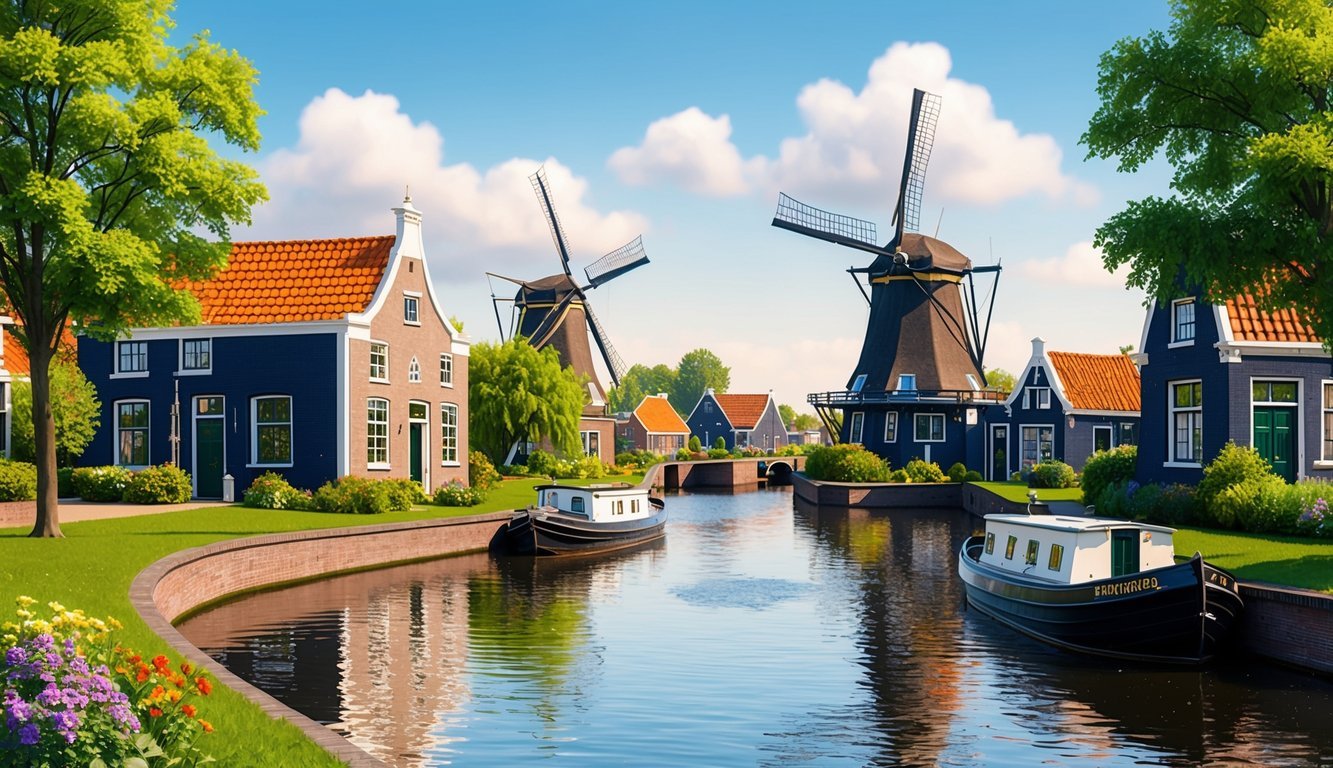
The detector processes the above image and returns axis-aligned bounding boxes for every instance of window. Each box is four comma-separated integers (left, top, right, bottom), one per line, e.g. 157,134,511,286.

571,496,585,515
965,373,980,391
367,398,389,466
441,403,458,464
1025,540,1040,566
896,374,917,392
181,339,211,372
1004,535,1017,560
1172,298,1196,344
115,401,149,466
736,430,750,447
884,412,898,442
849,412,865,444
253,396,292,465
1170,380,1203,464
116,341,148,375
408,356,421,383
1020,425,1054,471
440,353,453,386
1048,543,1065,572
196,396,223,416
370,343,389,382
1119,422,1138,447
1253,380,1298,403
851,374,868,392
704,401,713,414
1024,387,1051,409
1093,425,1112,453
984,532,995,555
914,413,944,442
1324,382,1333,462
404,294,420,324
581,430,599,457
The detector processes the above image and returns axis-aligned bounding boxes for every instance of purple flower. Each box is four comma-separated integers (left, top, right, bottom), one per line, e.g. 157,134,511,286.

4,647,26,667
31,635,53,653
18,722,38,746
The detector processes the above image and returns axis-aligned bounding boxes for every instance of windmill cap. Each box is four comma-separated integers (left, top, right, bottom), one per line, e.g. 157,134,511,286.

894,232,971,274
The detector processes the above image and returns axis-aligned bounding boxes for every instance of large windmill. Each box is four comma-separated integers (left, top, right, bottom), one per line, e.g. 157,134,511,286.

489,167,648,455
771,88,1001,461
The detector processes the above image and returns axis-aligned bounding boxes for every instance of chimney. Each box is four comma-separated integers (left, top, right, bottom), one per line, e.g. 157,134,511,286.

391,191,424,261
656,392,669,398
1030,337,1046,356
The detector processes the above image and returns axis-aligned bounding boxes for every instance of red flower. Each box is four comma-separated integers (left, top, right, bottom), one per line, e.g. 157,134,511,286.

149,708,163,718
180,662,193,676
199,719,214,733
181,704,196,718
152,655,170,672
136,665,150,683
195,677,212,696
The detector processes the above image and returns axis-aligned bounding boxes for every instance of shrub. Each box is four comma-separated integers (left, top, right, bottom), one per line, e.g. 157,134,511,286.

1029,460,1076,489
904,458,947,483
688,436,702,452
71,465,130,502
1150,484,1198,526
963,470,983,482
500,464,530,476
946,462,968,483
804,444,891,483
1095,480,1132,519
713,436,726,450
312,476,392,514
434,480,486,507
675,448,691,461
56,466,76,498
1210,477,1279,529
1198,442,1277,514
1244,477,1312,534
706,447,731,460
1297,497,1333,537
469,450,501,490
1126,482,1163,521
615,451,636,467
1009,471,1024,482
381,478,426,511
564,455,606,479
1080,445,1137,505
887,468,910,483
0,460,37,501
526,449,558,477
243,471,311,510
123,464,192,504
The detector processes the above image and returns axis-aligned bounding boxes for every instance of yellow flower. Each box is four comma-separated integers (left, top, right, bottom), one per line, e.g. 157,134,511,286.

15,596,35,608
47,601,65,614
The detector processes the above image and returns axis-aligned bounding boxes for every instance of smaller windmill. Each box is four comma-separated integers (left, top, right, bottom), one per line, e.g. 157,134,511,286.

489,166,649,413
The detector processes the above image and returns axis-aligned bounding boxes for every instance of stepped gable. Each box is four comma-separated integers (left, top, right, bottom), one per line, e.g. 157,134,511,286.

635,395,687,433
179,236,396,325
714,393,770,429
1226,293,1320,343
1047,351,1140,413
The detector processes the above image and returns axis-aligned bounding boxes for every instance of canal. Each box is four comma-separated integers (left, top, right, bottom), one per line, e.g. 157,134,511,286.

178,488,1333,766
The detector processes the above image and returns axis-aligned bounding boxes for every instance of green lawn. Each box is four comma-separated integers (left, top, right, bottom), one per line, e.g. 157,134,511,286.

0,473,640,767
969,481,1086,504
1174,527,1333,593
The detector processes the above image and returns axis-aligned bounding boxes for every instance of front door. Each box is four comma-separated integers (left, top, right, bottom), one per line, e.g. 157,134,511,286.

408,401,428,490
1254,406,1296,482
1111,530,1139,577
990,425,1008,481
193,396,224,499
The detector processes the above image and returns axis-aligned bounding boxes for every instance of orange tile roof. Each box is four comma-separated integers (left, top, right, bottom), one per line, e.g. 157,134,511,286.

3,325,77,376
1047,351,1140,413
635,395,688,434
1226,293,1320,343
178,236,395,325
713,393,772,429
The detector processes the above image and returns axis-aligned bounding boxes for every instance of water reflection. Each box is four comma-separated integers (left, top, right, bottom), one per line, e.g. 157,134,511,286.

178,490,1333,767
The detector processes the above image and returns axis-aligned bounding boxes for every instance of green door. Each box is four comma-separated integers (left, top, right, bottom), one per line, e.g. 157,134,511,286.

1254,407,1297,482
195,420,224,499
1111,530,1139,577
409,423,423,485
990,426,1007,481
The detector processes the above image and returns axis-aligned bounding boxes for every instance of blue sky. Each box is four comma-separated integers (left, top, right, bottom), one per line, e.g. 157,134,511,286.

171,1,1176,411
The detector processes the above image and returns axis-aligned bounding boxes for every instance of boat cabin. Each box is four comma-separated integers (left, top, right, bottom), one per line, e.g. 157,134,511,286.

977,515,1176,585
536,483,655,523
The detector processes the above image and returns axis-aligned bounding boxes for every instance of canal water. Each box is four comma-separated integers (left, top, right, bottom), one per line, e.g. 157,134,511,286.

178,488,1333,767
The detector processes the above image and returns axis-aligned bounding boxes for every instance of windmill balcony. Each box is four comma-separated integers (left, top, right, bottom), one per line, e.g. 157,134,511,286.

807,388,1006,407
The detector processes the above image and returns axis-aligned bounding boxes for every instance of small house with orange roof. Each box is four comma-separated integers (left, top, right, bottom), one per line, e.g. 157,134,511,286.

1134,291,1331,484
621,393,689,455
77,197,469,498
685,389,786,452
989,338,1141,479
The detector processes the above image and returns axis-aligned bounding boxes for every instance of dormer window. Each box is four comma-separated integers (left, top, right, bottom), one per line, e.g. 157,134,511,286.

404,293,420,325
851,374,867,392
1023,387,1051,409
896,374,917,392
964,373,980,391
1171,298,1196,344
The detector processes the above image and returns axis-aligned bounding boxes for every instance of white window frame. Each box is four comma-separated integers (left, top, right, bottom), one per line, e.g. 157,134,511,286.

114,399,150,468
367,397,390,469
250,395,293,468
113,341,149,379
1024,387,1051,409
403,292,421,325
896,374,917,392
1169,297,1196,347
369,341,389,383
848,411,865,444
178,338,212,376
914,413,945,443
441,403,459,465
1092,424,1113,453
883,411,898,443
408,356,421,383
581,429,600,457
440,353,453,387
1167,379,1203,467
1020,424,1055,471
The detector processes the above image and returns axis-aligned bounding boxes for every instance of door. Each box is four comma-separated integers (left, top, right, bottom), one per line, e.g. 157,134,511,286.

1254,407,1296,482
990,425,1008,481
193,396,224,499
1111,530,1139,577
409,423,424,485
408,401,428,490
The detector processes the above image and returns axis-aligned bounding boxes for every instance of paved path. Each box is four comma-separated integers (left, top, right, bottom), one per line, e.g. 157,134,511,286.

57,499,234,523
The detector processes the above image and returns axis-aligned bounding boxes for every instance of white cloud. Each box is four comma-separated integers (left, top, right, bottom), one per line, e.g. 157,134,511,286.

246,88,649,281
1015,241,1129,288
608,108,757,197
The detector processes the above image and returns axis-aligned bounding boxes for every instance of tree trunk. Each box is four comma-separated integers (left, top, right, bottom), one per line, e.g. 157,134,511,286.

28,340,61,538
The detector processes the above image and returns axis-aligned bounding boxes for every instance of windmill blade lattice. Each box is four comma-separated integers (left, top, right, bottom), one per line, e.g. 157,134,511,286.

584,235,649,288
891,89,941,240
772,192,882,253
583,301,628,385
530,167,573,275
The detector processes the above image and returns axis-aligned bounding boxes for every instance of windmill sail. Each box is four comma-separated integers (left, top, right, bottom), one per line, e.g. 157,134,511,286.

584,235,649,288
530,167,573,276
772,193,886,256
583,301,628,385
889,89,941,248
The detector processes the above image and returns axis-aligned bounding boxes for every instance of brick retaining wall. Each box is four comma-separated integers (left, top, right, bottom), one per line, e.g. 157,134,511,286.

0,501,34,528
792,472,962,508
1236,582,1333,675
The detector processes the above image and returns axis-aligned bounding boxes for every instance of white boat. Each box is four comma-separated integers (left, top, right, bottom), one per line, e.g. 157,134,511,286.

494,482,667,556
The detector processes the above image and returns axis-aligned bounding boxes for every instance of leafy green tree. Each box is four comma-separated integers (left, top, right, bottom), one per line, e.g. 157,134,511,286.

984,367,1016,393
11,357,99,467
0,2,266,536
671,348,730,414
790,412,821,432
778,403,796,428
607,363,677,413
469,338,585,466
1083,0,1333,343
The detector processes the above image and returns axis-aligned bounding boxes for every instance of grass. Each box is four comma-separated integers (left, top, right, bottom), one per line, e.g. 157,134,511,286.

1173,527,1333,593
0,472,641,767
969,481,1085,503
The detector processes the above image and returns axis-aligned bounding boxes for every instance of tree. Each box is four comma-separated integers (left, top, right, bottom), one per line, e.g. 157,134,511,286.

0,3,266,536
11,357,99,467
790,412,821,432
607,363,677,413
1119,344,1135,356
671,348,730,413
1083,0,1333,347
984,368,1016,393
469,338,585,466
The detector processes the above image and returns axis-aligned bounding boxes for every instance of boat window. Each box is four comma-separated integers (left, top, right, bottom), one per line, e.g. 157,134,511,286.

1004,535,1017,560
571,496,585,515
1048,543,1064,571
631,499,639,514
616,500,624,515
984,532,995,555
1025,540,1040,566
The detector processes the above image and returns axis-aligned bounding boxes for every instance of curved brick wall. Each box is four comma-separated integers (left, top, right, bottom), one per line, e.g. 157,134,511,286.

131,512,510,768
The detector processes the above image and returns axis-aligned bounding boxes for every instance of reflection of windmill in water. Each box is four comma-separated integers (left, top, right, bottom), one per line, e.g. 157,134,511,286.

772,88,1002,469
489,167,649,463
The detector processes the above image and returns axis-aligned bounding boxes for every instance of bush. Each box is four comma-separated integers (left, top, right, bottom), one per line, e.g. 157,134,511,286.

123,464,193,504
706,447,731,460
434,480,486,507
1198,442,1277,516
1243,477,1317,534
1009,471,1024,482
71,465,130,502
1297,496,1333,537
312,476,392,514
803,444,891,483
713,436,726,450
615,451,636,467
381,478,426,511
500,463,530,476
469,450,501,490
1029,460,1076,489
963,470,983,482
1210,476,1284,529
566,455,607,479
1152,484,1198,526
1126,481,1163,522
888,468,910,483
56,466,76,498
1080,445,1137,505
675,448,691,461
946,462,968,483
243,471,311,510
526,448,558,477
904,458,947,483
688,436,702,452
0,460,37,501
1095,480,1132,519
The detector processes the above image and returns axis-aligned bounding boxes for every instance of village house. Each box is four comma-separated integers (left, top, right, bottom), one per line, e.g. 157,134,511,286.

78,197,470,498
620,393,689,455
685,390,786,451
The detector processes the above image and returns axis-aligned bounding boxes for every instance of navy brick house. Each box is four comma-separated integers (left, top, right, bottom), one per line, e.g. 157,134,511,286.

685,390,787,451
1135,291,1333,484
79,197,471,498
988,338,1141,480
